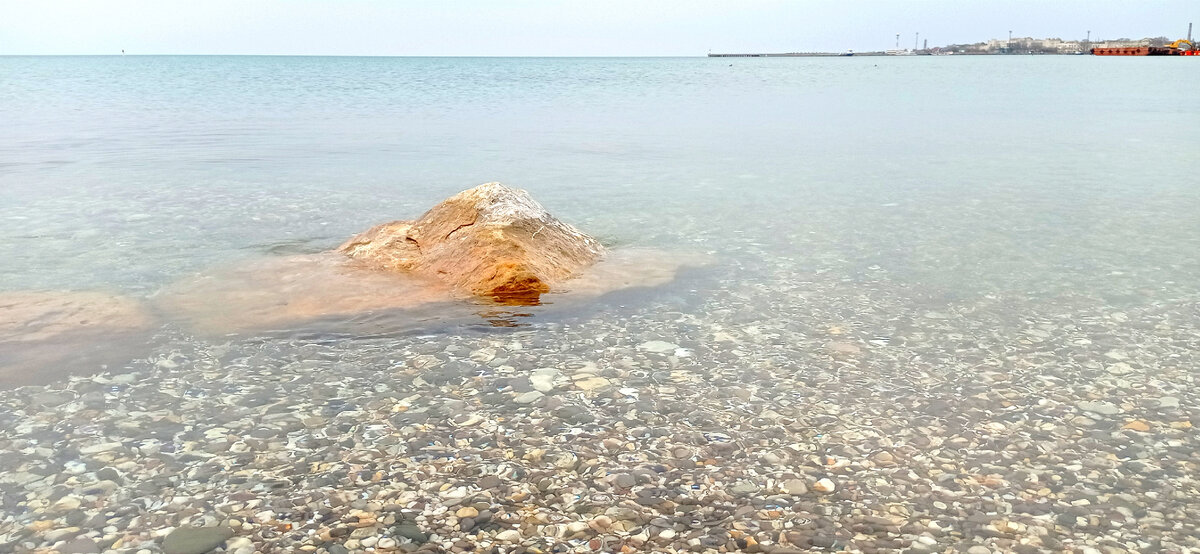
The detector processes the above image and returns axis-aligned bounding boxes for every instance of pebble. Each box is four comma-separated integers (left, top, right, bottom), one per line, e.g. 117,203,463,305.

529,369,560,392
782,479,807,495
2,260,1197,554
573,375,610,391
1077,400,1120,415
825,341,862,355
513,390,544,404
495,529,522,542
455,506,478,518
813,478,837,494
589,515,613,531
44,527,81,543
51,496,82,512
1122,420,1151,432
78,442,122,454
161,526,234,554
58,538,101,554
637,340,678,354
731,482,759,494
871,451,896,466
392,522,427,543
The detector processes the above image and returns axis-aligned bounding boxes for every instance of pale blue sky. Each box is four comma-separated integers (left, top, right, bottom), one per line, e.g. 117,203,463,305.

2,1,1195,55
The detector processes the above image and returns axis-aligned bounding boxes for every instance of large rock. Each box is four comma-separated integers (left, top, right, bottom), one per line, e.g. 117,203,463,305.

154,248,702,335
0,291,153,343
154,253,456,334
0,291,156,387
339,182,605,302
156,183,706,335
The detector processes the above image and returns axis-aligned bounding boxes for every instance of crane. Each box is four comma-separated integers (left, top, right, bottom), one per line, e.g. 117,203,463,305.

1165,38,1195,51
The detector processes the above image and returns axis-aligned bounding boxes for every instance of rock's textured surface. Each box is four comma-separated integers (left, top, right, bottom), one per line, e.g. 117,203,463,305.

340,183,605,301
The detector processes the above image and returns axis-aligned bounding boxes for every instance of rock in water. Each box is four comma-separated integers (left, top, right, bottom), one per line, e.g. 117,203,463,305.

340,182,605,302
157,185,703,335
0,291,156,387
0,291,153,344
161,526,234,554
154,254,455,334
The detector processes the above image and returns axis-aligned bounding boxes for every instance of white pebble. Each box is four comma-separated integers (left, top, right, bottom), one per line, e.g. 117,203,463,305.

495,529,522,542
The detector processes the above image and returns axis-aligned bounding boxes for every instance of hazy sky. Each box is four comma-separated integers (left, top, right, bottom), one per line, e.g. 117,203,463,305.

2,1,1195,56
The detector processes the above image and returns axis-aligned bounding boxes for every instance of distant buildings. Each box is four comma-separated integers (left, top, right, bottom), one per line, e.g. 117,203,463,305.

942,35,1175,55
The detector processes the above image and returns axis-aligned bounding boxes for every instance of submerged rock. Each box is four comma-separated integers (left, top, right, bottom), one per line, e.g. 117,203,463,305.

154,253,455,334
0,291,156,387
0,290,153,343
155,183,705,335
340,182,604,302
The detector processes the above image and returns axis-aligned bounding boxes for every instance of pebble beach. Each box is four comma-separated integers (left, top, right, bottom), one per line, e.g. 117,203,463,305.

3,256,1198,553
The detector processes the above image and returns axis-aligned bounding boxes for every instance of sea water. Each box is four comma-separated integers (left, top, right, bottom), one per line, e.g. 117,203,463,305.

2,55,1200,551
2,56,1198,297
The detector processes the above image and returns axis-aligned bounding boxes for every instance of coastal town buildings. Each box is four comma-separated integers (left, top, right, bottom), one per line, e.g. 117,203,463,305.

944,35,1173,55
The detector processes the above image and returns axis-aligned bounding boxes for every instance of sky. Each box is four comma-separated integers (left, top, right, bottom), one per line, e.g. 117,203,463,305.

1,1,1196,56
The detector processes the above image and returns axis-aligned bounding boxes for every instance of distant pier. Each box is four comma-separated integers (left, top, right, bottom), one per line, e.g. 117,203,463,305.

708,52,857,58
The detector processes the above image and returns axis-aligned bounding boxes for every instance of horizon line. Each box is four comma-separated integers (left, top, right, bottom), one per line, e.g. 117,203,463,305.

1,53,719,58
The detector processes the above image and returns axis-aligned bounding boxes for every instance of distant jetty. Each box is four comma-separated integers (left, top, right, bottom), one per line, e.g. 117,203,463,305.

707,52,861,58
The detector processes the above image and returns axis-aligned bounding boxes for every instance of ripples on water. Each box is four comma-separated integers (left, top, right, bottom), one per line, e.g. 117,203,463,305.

1,56,1199,552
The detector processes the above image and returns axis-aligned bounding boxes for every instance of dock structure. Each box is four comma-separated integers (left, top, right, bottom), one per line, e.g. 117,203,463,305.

707,52,856,58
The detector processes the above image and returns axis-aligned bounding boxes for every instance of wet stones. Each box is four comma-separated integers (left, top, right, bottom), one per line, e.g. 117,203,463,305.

4,253,1200,554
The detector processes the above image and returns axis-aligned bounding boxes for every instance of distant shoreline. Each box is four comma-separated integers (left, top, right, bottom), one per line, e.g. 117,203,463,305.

706,51,1095,57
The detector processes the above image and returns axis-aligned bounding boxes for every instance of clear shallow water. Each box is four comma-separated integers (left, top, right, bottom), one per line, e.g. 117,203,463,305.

3,56,1198,297
2,56,1200,552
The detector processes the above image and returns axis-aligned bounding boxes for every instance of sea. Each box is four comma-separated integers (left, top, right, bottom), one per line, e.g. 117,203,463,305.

2,55,1200,552
4,56,1198,298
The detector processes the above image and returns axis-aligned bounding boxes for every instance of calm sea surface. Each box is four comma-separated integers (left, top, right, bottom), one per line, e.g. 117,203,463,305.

2,56,1200,552
3,56,1198,297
